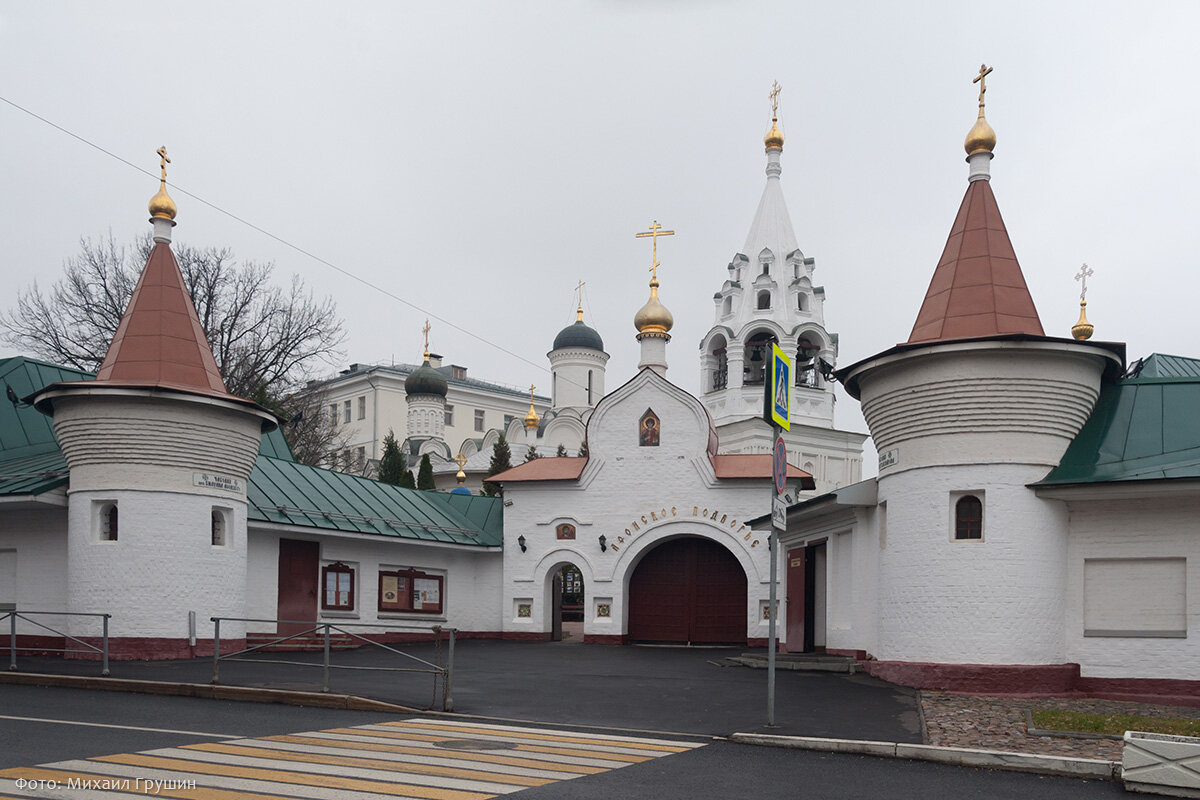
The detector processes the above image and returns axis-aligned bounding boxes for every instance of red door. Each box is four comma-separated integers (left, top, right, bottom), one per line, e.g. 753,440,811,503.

785,547,806,653
277,539,319,635
628,537,747,645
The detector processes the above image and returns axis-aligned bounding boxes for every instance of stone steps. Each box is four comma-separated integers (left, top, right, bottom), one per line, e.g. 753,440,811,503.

245,632,361,652
729,653,861,673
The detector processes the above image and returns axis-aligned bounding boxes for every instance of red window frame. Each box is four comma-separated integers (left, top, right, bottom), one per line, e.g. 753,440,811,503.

321,562,355,611
378,568,444,614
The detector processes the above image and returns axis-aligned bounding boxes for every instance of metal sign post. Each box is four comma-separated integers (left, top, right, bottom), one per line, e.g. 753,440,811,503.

765,345,790,728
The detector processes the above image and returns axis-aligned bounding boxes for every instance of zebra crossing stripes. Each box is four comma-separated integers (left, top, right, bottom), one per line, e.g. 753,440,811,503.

0,717,706,799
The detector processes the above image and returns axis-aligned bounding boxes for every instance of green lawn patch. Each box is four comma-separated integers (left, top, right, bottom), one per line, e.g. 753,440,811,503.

1031,709,1200,738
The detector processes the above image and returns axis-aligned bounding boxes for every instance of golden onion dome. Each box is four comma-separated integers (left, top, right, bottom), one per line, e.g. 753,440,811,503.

634,278,674,336
964,112,997,156
764,116,785,151
523,401,540,430
1071,300,1094,341
148,180,177,221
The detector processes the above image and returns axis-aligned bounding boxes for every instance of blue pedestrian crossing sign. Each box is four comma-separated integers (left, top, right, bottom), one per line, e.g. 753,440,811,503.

768,343,790,430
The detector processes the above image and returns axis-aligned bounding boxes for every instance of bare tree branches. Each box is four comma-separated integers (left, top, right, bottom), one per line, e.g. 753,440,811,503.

1,232,348,465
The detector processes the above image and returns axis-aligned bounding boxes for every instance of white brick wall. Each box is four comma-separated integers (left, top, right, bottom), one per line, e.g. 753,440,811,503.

1065,495,1200,679
875,463,1070,663
0,509,69,635
67,488,249,639
247,527,503,635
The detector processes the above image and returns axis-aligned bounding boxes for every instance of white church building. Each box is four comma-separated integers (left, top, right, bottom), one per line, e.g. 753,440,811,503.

0,83,1197,700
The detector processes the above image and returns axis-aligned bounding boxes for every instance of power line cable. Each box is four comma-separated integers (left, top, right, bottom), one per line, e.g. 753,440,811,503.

0,94,591,389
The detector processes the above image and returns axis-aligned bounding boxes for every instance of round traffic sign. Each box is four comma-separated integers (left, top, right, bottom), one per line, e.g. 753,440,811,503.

772,436,787,494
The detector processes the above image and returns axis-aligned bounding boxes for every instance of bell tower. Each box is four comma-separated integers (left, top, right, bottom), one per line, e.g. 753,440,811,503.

698,85,864,493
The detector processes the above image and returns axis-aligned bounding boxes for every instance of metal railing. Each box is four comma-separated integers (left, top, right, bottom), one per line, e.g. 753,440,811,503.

210,617,456,711
4,610,110,676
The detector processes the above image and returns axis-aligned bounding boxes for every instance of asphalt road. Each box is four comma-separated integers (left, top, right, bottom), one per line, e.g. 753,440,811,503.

0,686,1124,799
11,639,924,740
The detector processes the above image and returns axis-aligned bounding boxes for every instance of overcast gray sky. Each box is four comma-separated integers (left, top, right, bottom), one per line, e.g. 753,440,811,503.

2,2,1197,472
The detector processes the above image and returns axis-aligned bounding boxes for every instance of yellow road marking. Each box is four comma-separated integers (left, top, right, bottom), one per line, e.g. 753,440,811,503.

512,744,651,763
263,735,605,775
384,722,691,753
92,753,494,800
182,742,552,787
319,727,647,763
0,767,294,800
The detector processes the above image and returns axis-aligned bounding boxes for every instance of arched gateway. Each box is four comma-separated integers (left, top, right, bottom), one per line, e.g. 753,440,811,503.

628,536,747,645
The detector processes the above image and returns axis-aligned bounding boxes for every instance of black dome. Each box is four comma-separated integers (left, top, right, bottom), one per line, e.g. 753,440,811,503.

553,320,604,352
404,360,448,397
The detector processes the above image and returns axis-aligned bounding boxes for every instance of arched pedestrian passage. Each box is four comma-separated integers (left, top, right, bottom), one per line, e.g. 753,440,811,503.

628,536,747,645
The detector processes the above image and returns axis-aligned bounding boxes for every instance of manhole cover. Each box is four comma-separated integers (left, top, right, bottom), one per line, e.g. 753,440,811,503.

434,739,511,751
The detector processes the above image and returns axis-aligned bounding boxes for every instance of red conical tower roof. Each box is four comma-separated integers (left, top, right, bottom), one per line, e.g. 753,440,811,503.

907,178,1043,343
95,241,233,399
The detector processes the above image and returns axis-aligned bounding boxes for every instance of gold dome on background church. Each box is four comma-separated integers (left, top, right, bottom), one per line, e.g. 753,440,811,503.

523,385,540,430
148,146,177,221
634,277,674,336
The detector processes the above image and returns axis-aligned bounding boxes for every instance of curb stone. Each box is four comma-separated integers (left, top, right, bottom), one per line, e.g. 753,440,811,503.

728,732,1120,781
0,671,420,713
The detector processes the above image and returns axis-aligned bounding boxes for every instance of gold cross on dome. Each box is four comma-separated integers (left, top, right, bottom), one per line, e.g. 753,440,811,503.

769,81,782,118
635,220,675,280
421,319,431,357
1075,263,1094,300
973,64,994,109
156,146,171,181
454,452,468,470
574,280,586,306
528,384,536,401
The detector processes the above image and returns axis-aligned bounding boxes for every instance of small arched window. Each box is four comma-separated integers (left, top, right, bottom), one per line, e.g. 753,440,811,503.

955,495,983,540
211,509,227,546
757,291,771,310
722,296,733,316
797,293,807,312
100,503,118,541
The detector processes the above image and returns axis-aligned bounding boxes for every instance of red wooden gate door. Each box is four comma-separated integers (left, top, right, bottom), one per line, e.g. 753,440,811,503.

785,547,806,653
628,537,747,644
277,539,319,635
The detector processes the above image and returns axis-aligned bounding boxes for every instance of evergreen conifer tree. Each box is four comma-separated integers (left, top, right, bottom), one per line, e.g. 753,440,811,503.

524,445,541,462
482,434,512,497
578,438,589,458
398,469,416,489
555,443,568,457
417,453,435,490
376,429,407,485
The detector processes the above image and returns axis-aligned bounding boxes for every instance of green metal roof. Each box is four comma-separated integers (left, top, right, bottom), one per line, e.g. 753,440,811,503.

248,455,502,546
258,427,296,460
0,357,91,498
0,357,92,460
1138,353,1200,379
1039,356,1200,486
0,355,502,545
0,449,69,497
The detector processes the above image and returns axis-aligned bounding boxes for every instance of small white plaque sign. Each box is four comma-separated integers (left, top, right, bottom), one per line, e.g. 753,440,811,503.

771,494,788,530
878,448,899,470
193,472,244,493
